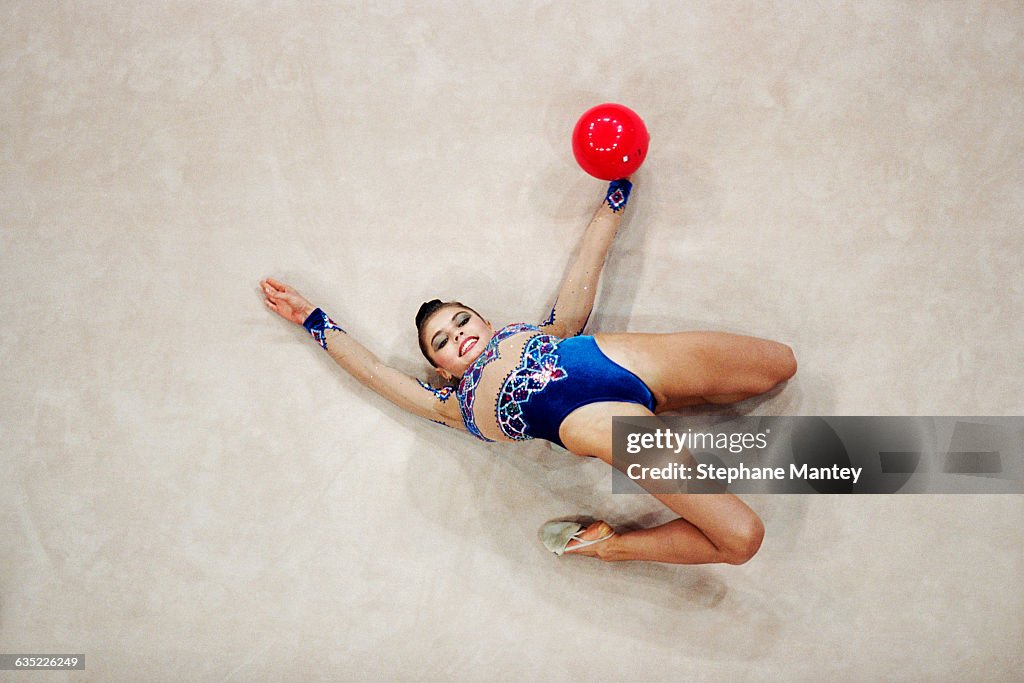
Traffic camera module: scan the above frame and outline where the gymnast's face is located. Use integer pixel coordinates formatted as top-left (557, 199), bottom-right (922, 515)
top-left (424, 305), bottom-right (493, 380)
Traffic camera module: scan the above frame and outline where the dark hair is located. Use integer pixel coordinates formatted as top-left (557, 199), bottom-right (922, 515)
top-left (415, 299), bottom-right (481, 367)
top-left (415, 299), bottom-right (446, 330)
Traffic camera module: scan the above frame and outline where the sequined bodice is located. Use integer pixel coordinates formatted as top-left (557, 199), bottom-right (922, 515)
top-left (456, 323), bottom-right (566, 442)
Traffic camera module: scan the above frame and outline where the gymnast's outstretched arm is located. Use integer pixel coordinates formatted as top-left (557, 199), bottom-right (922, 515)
top-left (260, 278), bottom-right (466, 431)
top-left (538, 178), bottom-right (633, 338)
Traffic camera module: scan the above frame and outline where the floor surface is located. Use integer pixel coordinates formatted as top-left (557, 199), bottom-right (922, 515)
top-left (2, 2), bottom-right (1022, 680)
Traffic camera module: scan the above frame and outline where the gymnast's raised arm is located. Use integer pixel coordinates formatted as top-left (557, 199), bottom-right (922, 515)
top-left (537, 178), bottom-right (633, 338)
top-left (259, 278), bottom-right (466, 431)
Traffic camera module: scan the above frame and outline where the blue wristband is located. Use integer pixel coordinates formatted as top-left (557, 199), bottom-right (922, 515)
top-left (605, 178), bottom-right (632, 213)
top-left (303, 308), bottom-right (345, 349)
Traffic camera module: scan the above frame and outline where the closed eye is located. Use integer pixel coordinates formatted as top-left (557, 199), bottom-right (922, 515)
top-left (432, 311), bottom-right (470, 351)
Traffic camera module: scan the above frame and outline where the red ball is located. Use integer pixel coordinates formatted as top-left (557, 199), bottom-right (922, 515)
top-left (572, 103), bottom-right (650, 180)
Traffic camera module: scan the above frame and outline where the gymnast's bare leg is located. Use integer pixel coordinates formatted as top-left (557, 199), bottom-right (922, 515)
top-left (555, 332), bottom-right (797, 564)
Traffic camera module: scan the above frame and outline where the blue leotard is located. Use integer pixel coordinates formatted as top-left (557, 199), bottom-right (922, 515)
top-left (456, 323), bottom-right (656, 448)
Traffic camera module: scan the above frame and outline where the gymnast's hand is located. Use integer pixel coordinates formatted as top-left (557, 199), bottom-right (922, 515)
top-left (261, 277), bottom-right (316, 326)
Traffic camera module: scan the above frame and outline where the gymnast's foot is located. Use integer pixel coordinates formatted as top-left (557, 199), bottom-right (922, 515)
top-left (563, 521), bottom-right (616, 557)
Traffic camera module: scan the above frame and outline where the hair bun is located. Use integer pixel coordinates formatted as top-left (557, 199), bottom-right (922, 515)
top-left (415, 299), bottom-right (445, 329)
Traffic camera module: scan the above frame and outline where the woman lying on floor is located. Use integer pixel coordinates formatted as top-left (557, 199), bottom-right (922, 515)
top-left (260, 177), bottom-right (796, 564)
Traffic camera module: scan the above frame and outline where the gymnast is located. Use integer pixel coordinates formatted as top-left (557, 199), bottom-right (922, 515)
top-left (260, 177), bottom-right (797, 565)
